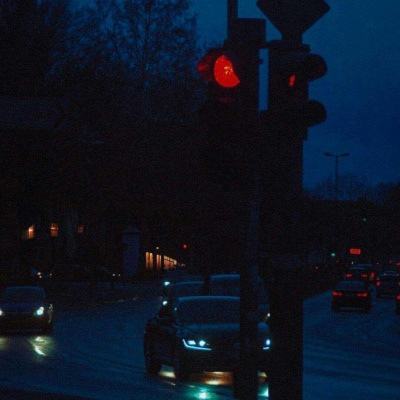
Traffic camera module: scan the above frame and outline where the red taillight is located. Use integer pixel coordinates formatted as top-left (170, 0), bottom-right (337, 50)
top-left (371, 272), bottom-right (376, 279)
top-left (357, 292), bottom-right (368, 298)
top-left (396, 294), bottom-right (400, 301)
top-left (333, 291), bottom-right (343, 297)
top-left (376, 281), bottom-right (381, 287)
top-left (361, 273), bottom-right (368, 279)
top-left (345, 273), bottom-right (352, 278)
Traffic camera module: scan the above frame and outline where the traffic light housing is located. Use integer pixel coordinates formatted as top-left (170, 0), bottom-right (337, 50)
top-left (268, 41), bottom-right (327, 134)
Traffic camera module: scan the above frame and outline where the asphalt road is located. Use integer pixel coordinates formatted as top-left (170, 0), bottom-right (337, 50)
top-left (0, 281), bottom-right (399, 400)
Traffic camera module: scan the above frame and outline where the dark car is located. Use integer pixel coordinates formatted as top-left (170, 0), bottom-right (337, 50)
top-left (395, 293), bottom-right (400, 315)
top-left (161, 281), bottom-right (204, 309)
top-left (0, 286), bottom-right (54, 333)
top-left (331, 280), bottom-right (372, 312)
top-left (345, 264), bottom-right (377, 283)
top-left (204, 274), bottom-right (270, 321)
top-left (376, 272), bottom-right (400, 297)
top-left (144, 296), bottom-right (272, 381)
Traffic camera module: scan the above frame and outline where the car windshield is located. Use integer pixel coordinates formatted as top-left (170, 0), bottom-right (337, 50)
top-left (168, 282), bottom-right (203, 298)
top-left (176, 297), bottom-right (239, 324)
top-left (1, 287), bottom-right (45, 302)
top-left (336, 281), bottom-right (368, 291)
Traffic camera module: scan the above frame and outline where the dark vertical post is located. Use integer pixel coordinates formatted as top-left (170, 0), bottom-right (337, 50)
top-left (334, 155), bottom-right (339, 200)
top-left (227, 0), bottom-right (238, 37)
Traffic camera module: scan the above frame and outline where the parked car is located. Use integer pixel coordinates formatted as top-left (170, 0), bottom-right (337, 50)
top-left (344, 265), bottom-right (376, 283)
top-left (144, 296), bottom-right (271, 381)
top-left (375, 272), bottom-right (400, 297)
top-left (331, 280), bottom-right (372, 312)
top-left (0, 286), bottom-right (54, 333)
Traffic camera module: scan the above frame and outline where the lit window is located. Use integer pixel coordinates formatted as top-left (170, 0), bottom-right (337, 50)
top-left (145, 252), bottom-right (154, 270)
top-left (77, 224), bottom-right (85, 234)
top-left (50, 223), bottom-right (59, 238)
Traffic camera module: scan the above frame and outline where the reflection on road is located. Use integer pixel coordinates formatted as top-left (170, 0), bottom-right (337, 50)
top-left (29, 336), bottom-right (54, 358)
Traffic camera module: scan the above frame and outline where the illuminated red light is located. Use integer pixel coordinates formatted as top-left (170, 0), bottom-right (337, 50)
top-left (357, 292), bottom-right (368, 298)
top-left (376, 281), bottom-right (381, 287)
top-left (345, 273), bottom-right (353, 278)
top-left (332, 291), bottom-right (343, 297)
top-left (396, 294), bottom-right (400, 301)
top-left (213, 55), bottom-right (240, 88)
top-left (288, 74), bottom-right (297, 87)
top-left (361, 273), bottom-right (368, 279)
top-left (349, 248), bottom-right (362, 255)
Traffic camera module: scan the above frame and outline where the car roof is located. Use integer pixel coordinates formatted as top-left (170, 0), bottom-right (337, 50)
top-left (209, 274), bottom-right (240, 281)
top-left (176, 295), bottom-right (239, 305)
top-left (336, 280), bottom-right (368, 290)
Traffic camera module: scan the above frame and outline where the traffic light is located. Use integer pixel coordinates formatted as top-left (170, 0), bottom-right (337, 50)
top-left (268, 41), bottom-right (327, 133)
top-left (197, 48), bottom-right (241, 105)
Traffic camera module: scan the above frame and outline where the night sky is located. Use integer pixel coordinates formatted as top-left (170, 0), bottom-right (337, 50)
top-left (78, 0), bottom-right (400, 187)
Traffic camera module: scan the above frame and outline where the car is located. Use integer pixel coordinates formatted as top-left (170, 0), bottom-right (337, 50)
top-left (331, 280), bottom-right (372, 312)
top-left (344, 266), bottom-right (372, 282)
top-left (375, 272), bottom-right (400, 297)
top-left (395, 293), bottom-right (400, 314)
top-left (204, 274), bottom-right (270, 321)
top-left (0, 286), bottom-right (54, 333)
top-left (143, 296), bottom-right (272, 381)
top-left (161, 280), bottom-right (204, 309)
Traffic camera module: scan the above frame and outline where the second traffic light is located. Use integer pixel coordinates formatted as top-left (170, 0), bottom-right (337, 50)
top-left (268, 41), bottom-right (327, 133)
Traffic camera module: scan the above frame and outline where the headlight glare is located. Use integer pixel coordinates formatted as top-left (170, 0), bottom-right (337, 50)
top-left (182, 338), bottom-right (211, 351)
top-left (263, 338), bottom-right (271, 350)
top-left (0, 309), bottom-right (3, 317)
top-left (35, 307), bottom-right (45, 317)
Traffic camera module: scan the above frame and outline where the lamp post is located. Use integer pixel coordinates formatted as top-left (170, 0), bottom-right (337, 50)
top-left (324, 152), bottom-right (349, 200)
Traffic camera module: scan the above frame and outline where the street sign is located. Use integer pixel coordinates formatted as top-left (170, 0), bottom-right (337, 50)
top-left (257, 0), bottom-right (330, 39)
top-left (0, 96), bottom-right (65, 131)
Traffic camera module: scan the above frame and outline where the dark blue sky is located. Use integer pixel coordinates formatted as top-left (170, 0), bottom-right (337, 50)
top-left (192, 0), bottom-right (400, 187)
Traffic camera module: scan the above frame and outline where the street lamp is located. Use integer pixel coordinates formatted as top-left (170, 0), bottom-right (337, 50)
top-left (324, 152), bottom-right (349, 200)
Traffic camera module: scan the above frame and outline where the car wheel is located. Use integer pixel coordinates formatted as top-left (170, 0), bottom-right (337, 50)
top-left (144, 342), bottom-right (161, 375)
top-left (174, 351), bottom-right (190, 381)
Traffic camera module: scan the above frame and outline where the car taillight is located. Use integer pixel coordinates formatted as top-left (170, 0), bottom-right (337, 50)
top-left (332, 291), bottom-right (343, 297)
top-left (357, 292), bottom-right (368, 298)
top-left (361, 273), bottom-right (368, 279)
top-left (376, 281), bottom-right (381, 287)
top-left (396, 294), bottom-right (400, 301)
top-left (345, 273), bottom-right (352, 278)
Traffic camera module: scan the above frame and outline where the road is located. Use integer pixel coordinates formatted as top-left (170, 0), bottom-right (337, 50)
top-left (0, 281), bottom-right (399, 400)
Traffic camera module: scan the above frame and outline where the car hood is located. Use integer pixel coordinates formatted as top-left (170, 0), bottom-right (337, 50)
top-left (0, 302), bottom-right (44, 313)
top-left (182, 322), bottom-right (270, 342)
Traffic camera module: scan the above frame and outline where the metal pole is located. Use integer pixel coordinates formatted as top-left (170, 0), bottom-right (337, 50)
top-left (334, 155), bottom-right (339, 200)
top-left (227, 0), bottom-right (238, 37)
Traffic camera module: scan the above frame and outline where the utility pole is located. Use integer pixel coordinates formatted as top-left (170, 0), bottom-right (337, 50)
top-left (324, 152), bottom-right (350, 200)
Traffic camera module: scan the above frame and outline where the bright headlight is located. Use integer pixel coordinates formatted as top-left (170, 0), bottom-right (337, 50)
top-left (263, 338), bottom-right (271, 351)
top-left (34, 307), bottom-right (45, 317)
top-left (162, 300), bottom-right (168, 306)
top-left (182, 338), bottom-right (211, 351)
top-left (163, 281), bottom-right (171, 287)
top-left (0, 309), bottom-right (3, 317)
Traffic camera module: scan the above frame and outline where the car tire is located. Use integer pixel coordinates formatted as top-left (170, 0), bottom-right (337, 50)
top-left (144, 341), bottom-right (161, 375)
top-left (174, 351), bottom-right (190, 381)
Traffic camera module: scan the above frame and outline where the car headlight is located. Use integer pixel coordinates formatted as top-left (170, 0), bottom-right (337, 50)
top-left (34, 307), bottom-right (45, 317)
top-left (182, 338), bottom-right (212, 351)
top-left (162, 300), bottom-right (168, 306)
top-left (262, 338), bottom-right (271, 351)
top-left (0, 309), bottom-right (3, 317)
top-left (163, 281), bottom-right (171, 287)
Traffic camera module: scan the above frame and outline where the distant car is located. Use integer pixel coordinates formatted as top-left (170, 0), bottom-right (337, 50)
top-left (204, 274), bottom-right (270, 321)
top-left (144, 296), bottom-right (272, 381)
top-left (376, 272), bottom-right (400, 297)
top-left (344, 266), bottom-right (374, 282)
top-left (0, 286), bottom-right (54, 333)
top-left (161, 281), bottom-right (204, 309)
top-left (395, 293), bottom-right (400, 315)
top-left (331, 280), bottom-right (372, 312)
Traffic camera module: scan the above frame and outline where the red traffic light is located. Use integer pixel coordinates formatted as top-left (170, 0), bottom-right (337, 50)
top-left (213, 55), bottom-right (240, 88)
top-left (181, 243), bottom-right (188, 250)
top-left (349, 248), bottom-right (362, 255)
top-left (197, 49), bottom-right (240, 89)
